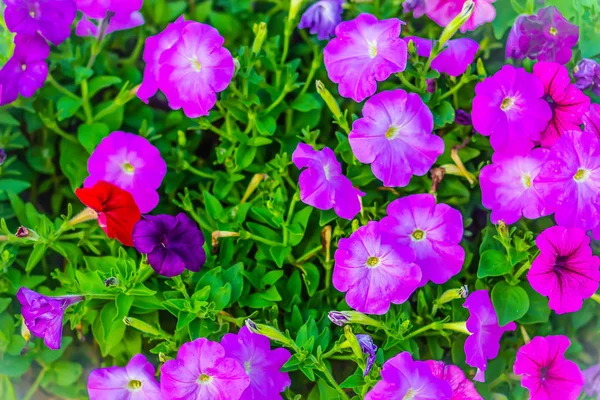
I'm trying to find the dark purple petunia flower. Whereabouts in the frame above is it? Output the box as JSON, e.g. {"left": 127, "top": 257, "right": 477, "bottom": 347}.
{"left": 298, "top": 0, "right": 344, "bottom": 40}
{"left": 4, "top": 0, "right": 76, "bottom": 46}
{"left": 356, "top": 334, "right": 377, "bottom": 376}
{"left": 132, "top": 213, "right": 206, "bottom": 277}
{"left": 574, "top": 59, "right": 600, "bottom": 96}
{"left": 403, "top": 0, "right": 426, "bottom": 18}
{"left": 455, "top": 110, "right": 472, "bottom": 125}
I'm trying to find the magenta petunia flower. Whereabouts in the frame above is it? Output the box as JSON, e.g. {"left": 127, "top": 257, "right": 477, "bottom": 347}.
{"left": 75, "top": 0, "right": 142, "bottom": 19}
{"left": 533, "top": 61, "right": 590, "bottom": 147}
{"left": 463, "top": 290, "right": 516, "bottom": 381}
{"left": 574, "top": 59, "right": 600, "bottom": 95}
{"left": 583, "top": 363, "right": 600, "bottom": 399}
{"left": 16, "top": 287, "right": 84, "bottom": 350}
{"left": 298, "top": 0, "right": 344, "bottom": 40}
{"left": 405, "top": 37, "right": 479, "bottom": 77}
{"left": 380, "top": 194, "right": 464, "bottom": 286}
{"left": 292, "top": 143, "right": 364, "bottom": 220}
{"left": 160, "top": 338, "right": 250, "bottom": 400}
{"left": 4, "top": 0, "right": 76, "bottom": 45}
{"left": 584, "top": 103, "right": 600, "bottom": 138}
{"left": 365, "top": 352, "right": 452, "bottom": 400}
{"left": 349, "top": 89, "right": 443, "bottom": 187}
{"left": 426, "top": 360, "right": 483, "bottom": 400}
{"left": 514, "top": 335, "right": 584, "bottom": 400}
{"left": 84, "top": 131, "right": 167, "bottom": 214}
{"left": 479, "top": 148, "right": 550, "bottom": 224}
{"left": 88, "top": 354, "right": 161, "bottom": 400}
{"left": 221, "top": 326, "right": 291, "bottom": 399}
{"left": 425, "top": 0, "right": 496, "bottom": 33}
{"left": 528, "top": 226, "right": 600, "bottom": 314}
{"left": 356, "top": 334, "right": 377, "bottom": 376}
{"left": 76, "top": 11, "right": 144, "bottom": 37}
{"left": 471, "top": 65, "right": 552, "bottom": 153}
{"left": 323, "top": 13, "right": 407, "bottom": 102}
{"left": 0, "top": 33, "right": 49, "bottom": 106}
{"left": 534, "top": 130, "right": 600, "bottom": 231}
{"left": 332, "top": 221, "right": 421, "bottom": 314}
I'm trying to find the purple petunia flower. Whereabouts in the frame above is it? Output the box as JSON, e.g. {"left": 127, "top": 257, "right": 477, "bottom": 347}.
{"left": 403, "top": 0, "right": 426, "bottom": 18}
{"left": 426, "top": 360, "right": 483, "bottom": 400}
{"left": 584, "top": 103, "right": 600, "bottom": 138}
{"left": 76, "top": 11, "right": 144, "bottom": 37}
{"left": 88, "top": 354, "right": 161, "bottom": 400}
{"left": 533, "top": 61, "right": 590, "bottom": 148}
{"left": 323, "top": 13, "right": 407, "bottom": 102}
{"left": 221, "top": 326, "right": 291, "bottom": 399}
{"left": 132, "top": 213, "right": 206, "bottom": 277}
{"left": 16, "top": 287, "right": 84, "bottom": 350}
{"left": 298, "top": 0, "right": 344, "bottom": 40}
{"left": 528, "top": 226, "right": 600, "bottom": 314}
{"left": 356, "top": 334, "right": 377, "bottom": 376}
{"left": 425, "top": 0, "right": 496, "bottom": 33}
{"left": 365, "top": 352, "right": 452, "bottom": 400}
{"left": 464, "top": 290, "right": 516, "bottom": 381}
{"left": 583, "top": 363, "right": 600, "bottom": 399}
{"left": 573, "top": 59, "right": 600, "bottom": 94}
{"left": 332, "top": 221, "right": 421, "bottom": 314}
{"left": 471, "top": 65, "right": 552, "bottom": 154}
{"left": 160, "top": 338, "right": 250, "bottom": 400}
{"left": 292, "top": 143, "right": 364, "bottom": 220}
{"left": 534, "top": 130, "right": 600, "bottom": 231}
{"left": 380, "top": 194, "right": 464, "bottom": 286}
{"left": 75, "top": 0, "right": 142, "bottom": 18}
{"left": 514, "top": 335, "right": 584, "bottom": 400}
{"left": 506, "top": 7, "right": 578, "bottom": 65}
{"left": 455, "top": 109, "right": 472, "bottom": 125}
{"left": 4, "top": 0, "right": 76, "bottom": 45}
{"left": 405, "top": 37, "right": 479, "bottom": 77}
{"left": 84, "top": 131, "right": 167, "bottom": 214}
{"left": 0, "top": 33, "right": 49, "bottom": 106}
{"left": 479, "top": 148, "right": 550, "bottom": 224}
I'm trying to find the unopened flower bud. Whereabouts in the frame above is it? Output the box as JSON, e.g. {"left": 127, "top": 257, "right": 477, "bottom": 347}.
{"left": 289, "top": 0, "right": 304, "bottom": 22}
{"left": 123, "top": 316, "right": 162, "bottom": 337}
{"left": 437, "top": 286, "right": 469, "bottom": 307}
{"left": 252, "top": 22, "right": 268, "bottom": 55}
{"left": 245, "top": 319, "right": 295, "bottom": 347}
{"left": 438, "top": 0, "right": 474, "bottom": 48}
{"left": 343, "top": 325, "right": 364, "bottom": 360}
{"left": 316, "top": 80, "right": 343, "bottom": 120}
{"left": 327, "top": 311, "right": 383, "bottom": 329}
{"left": 104, "top": 277, "right": 119, "bottom": 287}
{"left": 16, "top": 226, "right": 38, "bottom": 240}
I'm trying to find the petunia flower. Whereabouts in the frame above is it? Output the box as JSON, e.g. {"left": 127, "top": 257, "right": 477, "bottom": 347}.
{"left": 532, "top": 61, "right": 590, "bottom": 147}
{"left": 583, "top": 363, "right": 600, "bottom": 400}
{"left": 4, "top": 0, "right": 76, "bottom": 45}
{"left": 292, "top": 143, "right": 364, "bottom": 220}
{"left": 75, "top": 180, "right": 141, "bottom": 246}
{"left": 528, "top": 226, "right": 600, "bottom": 314}
{"left": 356, "top": 334, "right": 377, "bottom": 376}
{"left": 479, "top": 148, "right": 550, "bottom": 224}
{"left": 75, "top": 0, "right": 142, "bottom": 18}
{"left": 84, "top": 131, "right": 167, "bottom": 214}
{"left": 514, "top": 335, "right": 584, "bottom": 400}
{"left": 76, "top": 11, "right": 144, "bottom": 37}
{"left": 88, "top": 354, "right": 161, "bottom": 400}
{"left": 132, "top": 213, "right": 206, "bottom": 277}
{"left": 403, "top": 0, "right": 426, "bottom": 18}
{"left": 160, "top": 337, "right": 250, "bottom": 400}
{"left": 583, "top": 103, "right": 600, "bottom": 138}
{"left": 16, "top": 287, "right": 84, "bottom": 350}
{"left": 455, "top": 109, "right": 472, "bottom": 125}
{"left": 365, "top": 352, "right": 452, "bottom": 400}
{"left": 0, "top": 33, "right": 50, "bottom": 106}
{"left": 221, "top": 326, "right": 291, "bottom": 399}
{"left": 298, "top": 0, "right": 344, "bottom": 40}
{"left": 332, "top": 221, "right": 421, "bottom": 314}
{"left": 506, "top": 6, "right": 578, "bottom": 65}
{"left": 405, "top": 36, "right": 479, "bottom": 77}
{"left": 534, "top": 130, "right": 600, "bottom": 231}
{"left": 426, "top": 360, "right": 483, "bottom": 400}
{"left": 323, "top": 13, "right": 407, "bottom": 102}
{"left": 349, "top": 89, "right": 443, "bottom": 187}
{"left": 574, "top": 59, "right": 600, "bottom": 95}
{"left": 463, "top": 290, "right": 516, "bottom": 381}
{"left": 425, "top": 0, "right": 496, "bottom": 33}
{"left": 471, "top": 65, "right": 552, "bottom": 153}
{"left": 380, "top": 193, "right": 465, "bottom": 286}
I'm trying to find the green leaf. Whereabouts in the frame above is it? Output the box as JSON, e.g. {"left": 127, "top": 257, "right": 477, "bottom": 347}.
{"left": 292, "top": 93, "right": 321, "bottom": 112}
{"left": 432, "top": 101, "right": 455, "bottom": 128}
{"left": 491, "top": 281, "right": 530, "bottom": 326}
{"left": 57, "top": 96, "right": 83, "bottom": 121}
{"left": 235, "top": 143, "right": 257, "bottom": 170}
{"left": 25, "top": 243, "right": 48, "bottom": 272}
{"left": 51, "top": 361, "right": 83, "bottom": 386}
{"left": 0, "top": 110, "right": 19, "bottom": 126}
{"left": 78, "top": 123, "right": 110, "bottom": 153}
{"left": 88, "top": 76, "right": 122, "bottom": 97}
{"left": 75, "top": 67, "right": 94, "bottom": 84}
{"left": 302, "top": 263, "right": 320, "bottom": 297}
{"left": 477, "top": 250, "right": 512, "bottom": 278}
{"left": 518, "top": 282, "right": 550, "bottom": 325}
{"left": 59, "top": 140, "right": 88, "bottom": 191}
{"left": 491, "top": 0, "right": 519, "bottom": 39}
{"left": 203, "top": 190, "right": 224, "bottom": 217}
{"left": 0, "top": 179, "right": 31, "bottom": 200}
{"left": 255, "top": 116, "right": 276, "bottom": 136}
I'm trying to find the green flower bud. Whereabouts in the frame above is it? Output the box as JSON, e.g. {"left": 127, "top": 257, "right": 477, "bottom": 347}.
{"left": 245, "top": 319, "right": 295, "bottom": 347}
{"left": 438, "top": 0, "right": 474, "bottom": 48}
{"left": 252, "top": 22, "right": 268, "bottom": 55}
{"left": 316, "top": 80, "right": 343, "bottom": 120}
{"left": 123, "top": 316, "right": 162, "bottom": 337}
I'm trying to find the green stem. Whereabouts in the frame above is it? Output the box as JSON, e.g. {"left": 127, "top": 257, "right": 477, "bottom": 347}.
{"left": 93, "top": 102, "right": 120, "bottom": 121}
{"left": 397, "top": 73, "right": 421, "bottom": 93}
{"left": 182, "top": 161, "right": 217, "bottom": 179}
{"left": 315, "top": 359, "right": 350, "bottom": 400}
{"left": 83, "top": 293, "right": 118, "bottom": 300}
{"left": 403, "top": 322, "right": 439, "bottom": 340}
{"left": 296, "top": 245, "right": 324, "bottom": 264}
{"left": 513, "top": 262, "right": 531, "bottom": 281}
{"left": 23, "top": 367, "right": 47, "bottom": 400}
{"left": 245, "top": 233, "right": 283, "bottom": 247}
{"left": 264, "top": 89, "right": 289, "bottom": 114}
{"left": 442, "top": 322, "right": 471, "bottom": 335}
{"left": 439, "top": 76, "right": 476, "bottom": 100}
{"left": 47, "top": 74, "right": 81, "bottom": 100}
{"left": 80, "top": 79, "right": 93, "bottom": 123}
{"left": 591, "top": 293, "right": 600, "bottom": 305}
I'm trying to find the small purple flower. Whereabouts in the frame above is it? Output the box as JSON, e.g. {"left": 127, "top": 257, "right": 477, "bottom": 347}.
{"left": 292, "top": 143, "right": 364, "bottom": 220}
{"left": 455, "top": 109, "right": 472, "bottom": 125}
{"left": 365, "top": 352, "right": 452, "bottom": 400}
{"left": 324, "top": 13, "right": 407, "bottom": 102}
{"left": 16, "top": 287, "right": 84, "bottom": 350}
{"left": 160, "top": 338, "right": 250, "bottom": 400}
{"left": 76, "top": 11, "right": 144, "bottom": 37}
{"left": 356, "top": 334, "right": 377, "bottom": 376}
{"left": 328, "top": 311, "right": 350, "bottom": 326}
{"left": 403, "top": 0, "right": 426, "bottom": 18}
{"left": 405, "top": 37, "right": 479, "bottom": 77}
{"left": 84, "top": 131, "right": 167, "bottom": 214}
{"left": 221, "top": 326, "right": 291, "bottom": 399}
{"left": 4, "top": 0, "right": 76, "bottom": 45}
{"left": 573, "top": 59, "right": 599, "bottom": 92}
{"left": 88, "top": 354, "right": 161, "bottom": 400}
{"left": 464, "top": 290, "right": 516, "bottom": 381}
{"left": 332, "top": 221, "right": 421, "bottom": 314}
{"left": 583, "top": 363, "right": 600, "bottom": 399}
{"left": 380, "top": 194, "right": 465, "bottom": 286}
{"left": 132, "top": 213, "right": 206, "bottom": 277}
{"left": 528, "top": 226, "right": 600, "bottom": 314}
{"left": 426, "top": 360, "right": 483, "bottom": 400}
{"left": 0, "top": 149, "right": 6, "bottom": 165}
{"left": 584, "top": 103, "right": 600, "bottom": 138}
{"left": 298, "top": 0, "right": 344, "bottom": 40}
{"left": 0, "top": 33, "right": 49, "bottom": 106}
{"left": 349, "top": 89, "right": 443, "bottom": 187}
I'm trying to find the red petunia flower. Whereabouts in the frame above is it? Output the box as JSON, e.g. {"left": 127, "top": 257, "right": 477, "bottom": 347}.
{"left": 75, "top": 181, "right": 141, "bottom": 246}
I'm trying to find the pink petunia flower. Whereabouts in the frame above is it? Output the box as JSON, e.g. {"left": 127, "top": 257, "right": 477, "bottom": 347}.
{"left": 471, "top": 65, "right": 552, "bottom": 153}
{"left": 528, "top": 226, "right": 600, "bottom": 314}
{"left": 323, "top": 13, "right": 407, "bottom": 102}
{"left": 348, "top": 89, "right": 444, "bottom": 187}
{"left": 532, "top": 61, "right": 590, "bottom": 147}
{"left": 426, "top": 360, "right": 483, "bottom": 400}
{"left": 464, "top": 290, "right": 516, "bottom": 381}
{"left": 332, "top": 221, "right": 421, "bottom": 314}
{"left": 514, "top": 335, "right": 584, "bottom": 400}
{"left": 583, "top": 103, "right": 600, "bottom": 138}
{"left": 405, "top": 36, "right": 479, "bottom": 77}
{"left": 75, "top": 0, "right": 142, "bottom": 18}
{"left": 76, "top": 12, "right": 144, "bottom": 37}
{"left": 425, "top": 0, "right": 497, "bottom": 33}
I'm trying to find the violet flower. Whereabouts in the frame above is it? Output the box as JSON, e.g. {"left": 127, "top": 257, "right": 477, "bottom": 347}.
{"left": 426, "top": 0, "right": 497, "bottom": 33}
{"left": 583, "top": 363, "right": 600, "bottom": 399}
{"left": 455, "top": 110, "right": 472, "bottom": 125}
{"left": 298, "top": 0, "right": 344, "bottom": 40}
{"left": 573, "top": 59, "right": 600, "bottom": 92}
{"left": 17, "top": 287, "right": 84, "bottom": 350}
{"left": 426, "top": 360, "right": 482, "bottom": 400}
{"left": 405, "top": 36, "right": 479, "bottom": 77}
{"left": 403, "top": 0, "right": 426, "bottom": 18}
{"left": 584, "top": 103, "right": 600, "bottom": 138}
{"left": 356, "top": 334, "right": 377, "bottom": 376}
{"left": 75, "top": 0, "right": 142, "bottom": 18}
{"left": 4, "top": 0, "right": 76, "bottom": 45}
{"left": 76, "top": 12, "right": 144, "bottom": 37}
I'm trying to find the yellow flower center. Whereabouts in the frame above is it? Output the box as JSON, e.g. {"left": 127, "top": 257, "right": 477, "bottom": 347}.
{"left": 549, "top": 26, "right": 558, "bottom": 36}
{"left": 190, "top": 57, "right": 202, "bottom": 72}
{"left": 385, "top": 125, "right": 400, "bottom": 139}
{"left": 412, "top": 229, "right": 425, "bottom": 241}
{"left": 501, "top": 97, "right": 515, "bottom": 111}
{"left": 127, "top": 380, "right": 142, "bottom": 390}
{"left": 522, "top": 173, "right": 531, "bottom": 188}
{"left": 366, "top": 256, "right": 380, "bottom": 267}
{"left": 367, "top": 40, "right": 378, "bottom": 58}
{"left": 198, "top": 373, "right": 213, "bottom": 384}
{"left": 122, "top": 162, "right": 135, "bottom": 174}
{"left": 574, "top": 168, "right": 588, "bottom": 182}
{"left": 404, "top": 389, "right": 417, "bottom": 400}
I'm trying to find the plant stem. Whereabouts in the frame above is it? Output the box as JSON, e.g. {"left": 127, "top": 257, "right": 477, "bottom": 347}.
{"left": 296, "top": 245, "right": 324, "bottom": 264}
{"left": 591, "top": 293, "right": 600, "bottom": 305}
{"left": 315, "top": 359, "right": 350, "bottom": 400}
{"left": 182, "top": 161, "right": 217, "bottom": 179}
{"left": 47, "top": 74, "right": 81, "bottom": 100}
{"left": 264, "top": 89, "right": 289, "bottom": 114}
{"left": 439, "top": 76, "right": 477, "bottom": 100}
{"left": 245, "top": 233, "right": 283, "bottom": 247}
{"left": 403, "top": 322, "right": 439, "bottom": 340}
{"left": 397, "top": 73, "right": 421, "bottom": 93}
{"left": 23, "top": 367, "right": 47, "bottom": 400}
{"left": 513, "top": 262, "right": 531, "bottom": 281}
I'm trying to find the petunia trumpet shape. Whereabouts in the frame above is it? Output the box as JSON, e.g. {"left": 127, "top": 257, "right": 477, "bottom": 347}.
{"left": 298, "top": 0, "right": 344, "bottom": 40}
{"left": 4, "top": 0, "right": 77, "bottom": 45}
